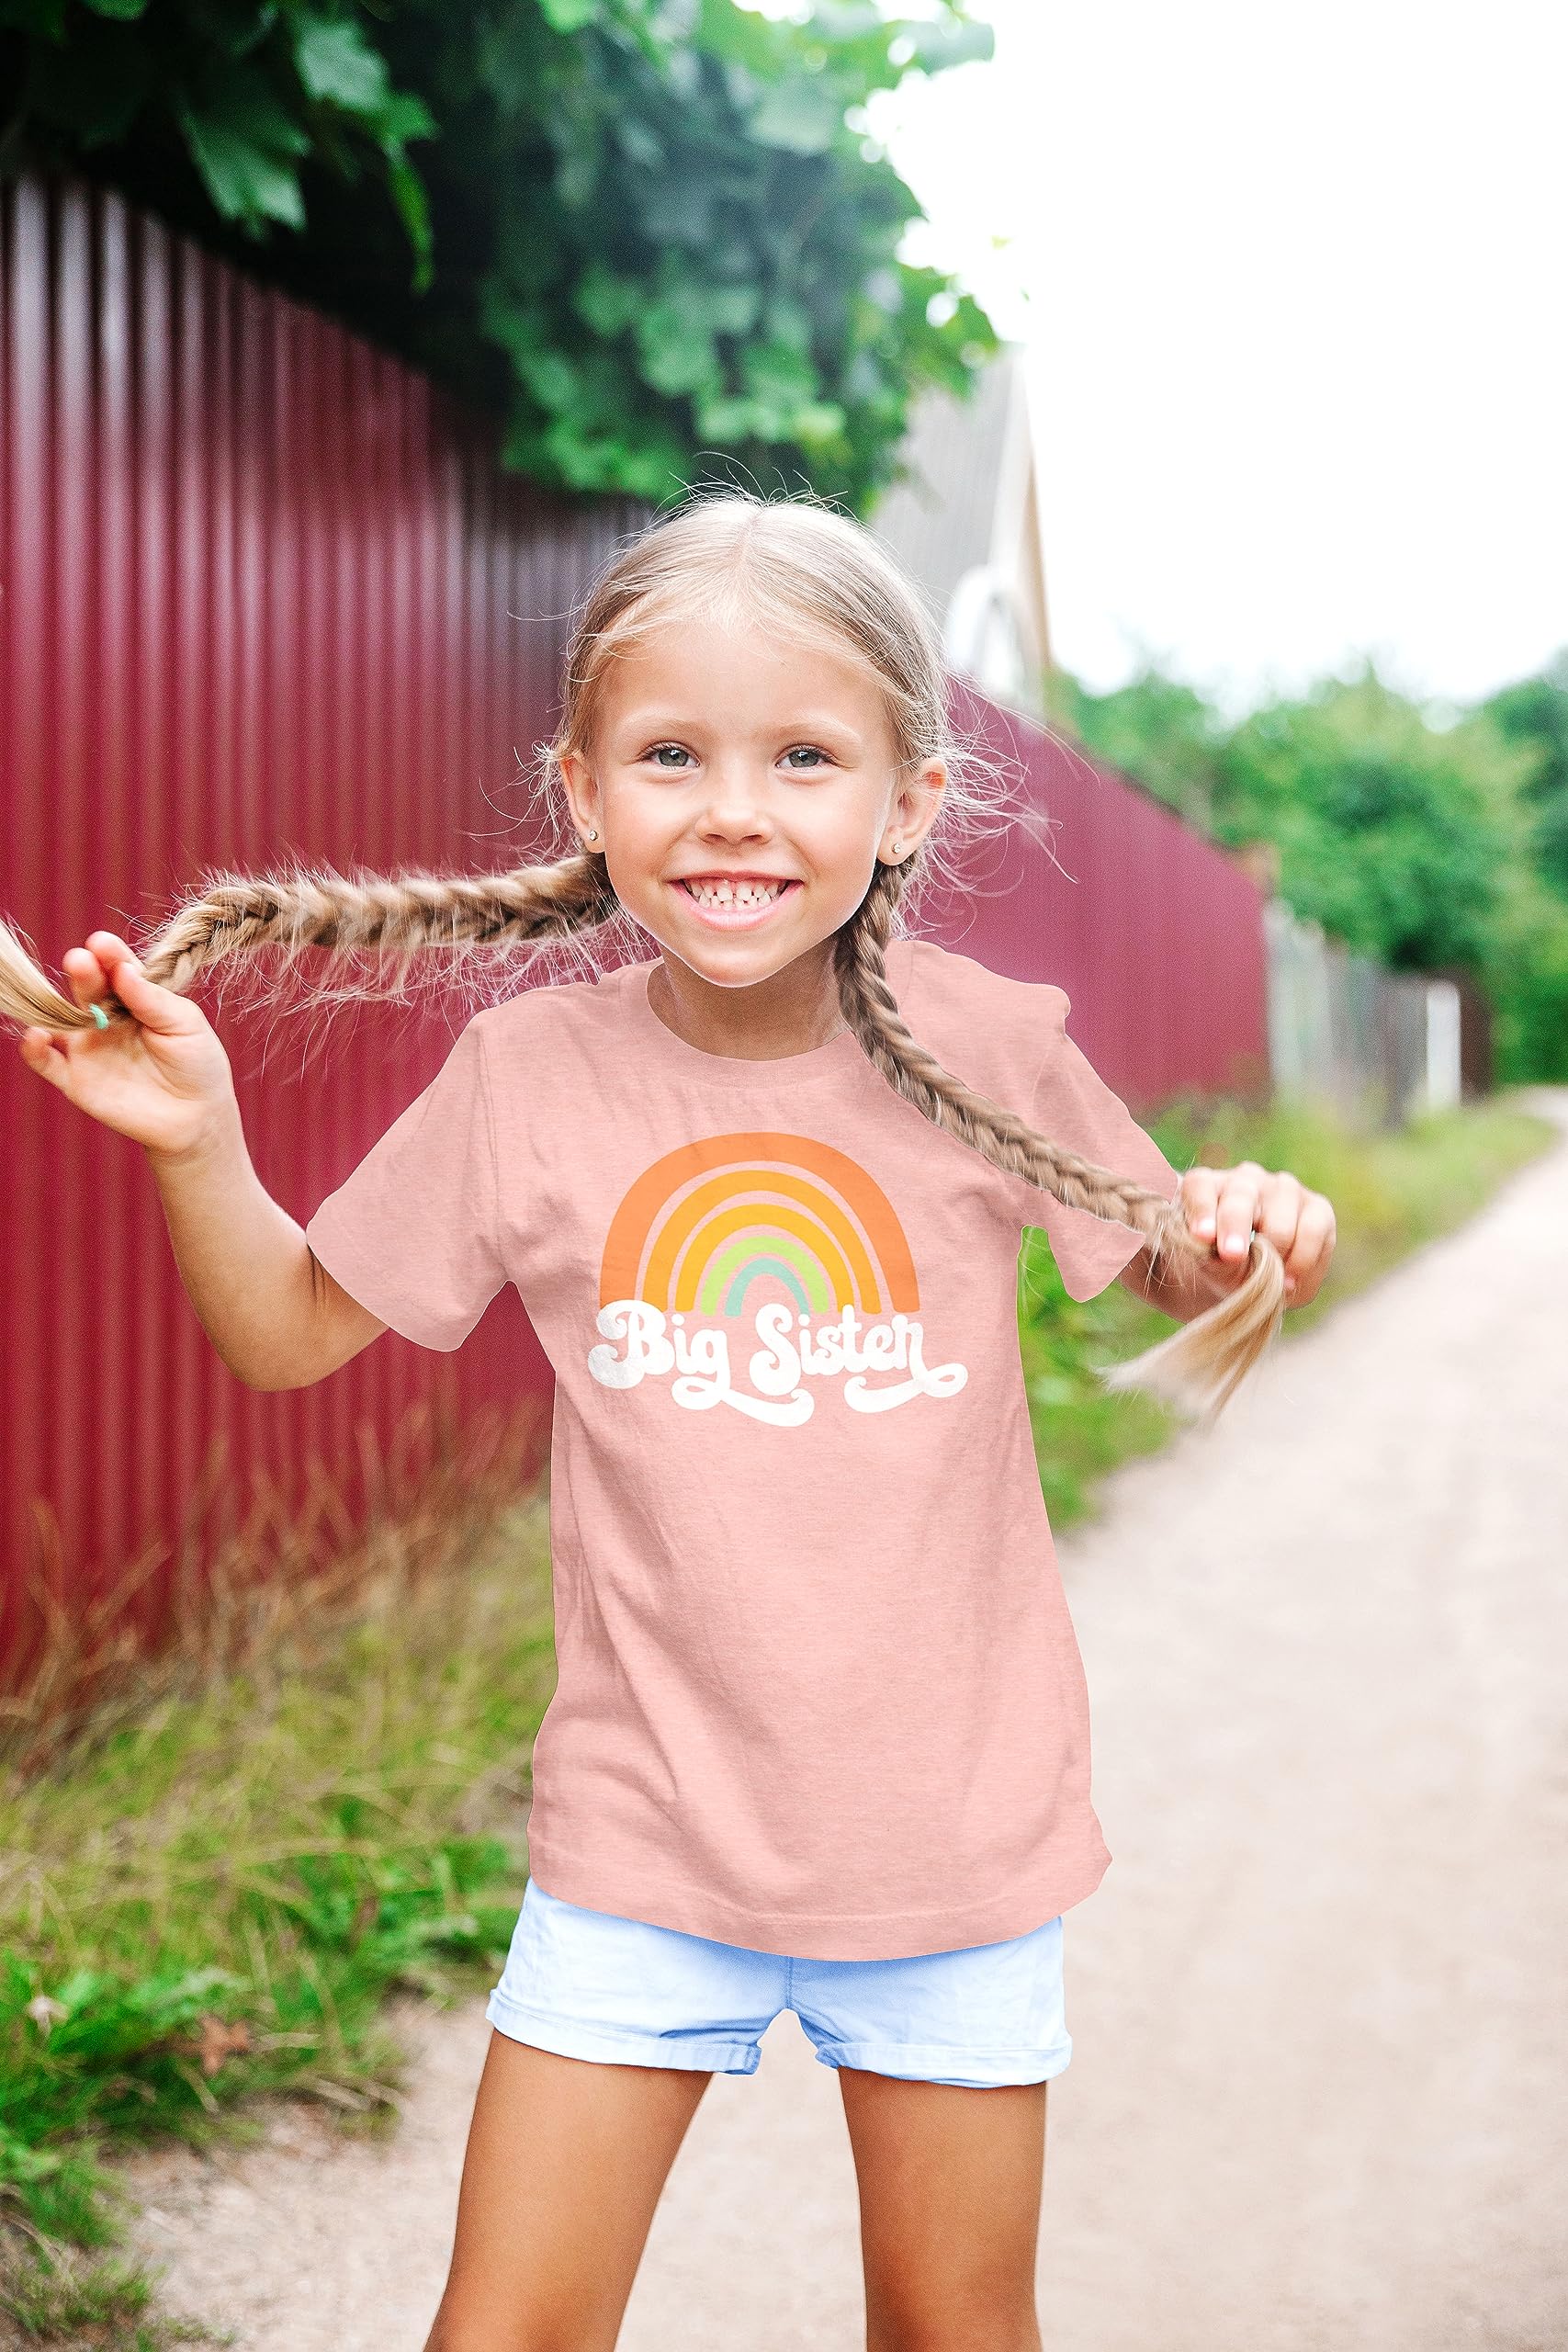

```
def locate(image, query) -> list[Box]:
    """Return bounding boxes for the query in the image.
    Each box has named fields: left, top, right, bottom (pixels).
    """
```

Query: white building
left=871, top=350, right=1051, bottom=716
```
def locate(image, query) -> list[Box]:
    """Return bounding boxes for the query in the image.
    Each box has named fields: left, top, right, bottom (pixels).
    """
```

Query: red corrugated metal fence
left=0, top=172, right=640, bottom=1675
left=0, top=172, right=1267, bottom=1673
left=931, top=689, right=1269, bottom=1113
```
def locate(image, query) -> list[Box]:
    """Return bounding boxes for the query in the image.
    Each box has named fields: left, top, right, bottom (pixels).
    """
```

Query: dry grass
left=0, top=1395, right=548, bottom=1780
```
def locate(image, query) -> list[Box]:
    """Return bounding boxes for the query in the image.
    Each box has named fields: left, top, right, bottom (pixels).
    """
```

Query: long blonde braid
left=0, top=852, right=619, bottom=1031
left=836, top=864, right=1286, bottom=1421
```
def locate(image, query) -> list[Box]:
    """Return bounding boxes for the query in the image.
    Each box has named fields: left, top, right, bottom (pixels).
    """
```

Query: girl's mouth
left=672, top=876, right=801, bottom=930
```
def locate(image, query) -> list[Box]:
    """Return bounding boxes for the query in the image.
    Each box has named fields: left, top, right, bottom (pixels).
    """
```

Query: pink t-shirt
left=305, top=936, right=1181, bottom=1960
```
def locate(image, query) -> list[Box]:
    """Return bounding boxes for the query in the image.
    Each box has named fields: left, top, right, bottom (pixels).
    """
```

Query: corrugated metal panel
left=0, top=172, right=638, bottom=1676
left=0, top=172, right=1268, bottom=1676
left=930, top=691, right=1270, bottom=1113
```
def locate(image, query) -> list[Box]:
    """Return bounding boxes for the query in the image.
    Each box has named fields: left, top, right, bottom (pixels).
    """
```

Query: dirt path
left=121, top=1093, right=1568, bottom=2351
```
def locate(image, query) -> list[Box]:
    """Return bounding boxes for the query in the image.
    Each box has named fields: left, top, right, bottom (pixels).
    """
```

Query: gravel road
left=120, top=1093, right=1568, bottom=2352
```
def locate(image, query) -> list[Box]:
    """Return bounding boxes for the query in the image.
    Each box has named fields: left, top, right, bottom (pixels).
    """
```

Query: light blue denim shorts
left=484, top=1877, right=1072, bottom=2090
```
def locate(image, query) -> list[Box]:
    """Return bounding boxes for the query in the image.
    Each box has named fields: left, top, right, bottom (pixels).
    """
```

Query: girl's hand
left=17, top=931, right=236, bottom=1159
left=1179, top=1160, right=1337, bottom=1306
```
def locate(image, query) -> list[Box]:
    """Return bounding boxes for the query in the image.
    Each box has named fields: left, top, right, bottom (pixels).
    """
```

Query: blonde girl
left=5, top=495, right=1335, bottom=2352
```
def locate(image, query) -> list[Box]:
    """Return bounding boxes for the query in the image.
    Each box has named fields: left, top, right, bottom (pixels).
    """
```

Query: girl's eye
left=640, top=741, right=831, bottom=772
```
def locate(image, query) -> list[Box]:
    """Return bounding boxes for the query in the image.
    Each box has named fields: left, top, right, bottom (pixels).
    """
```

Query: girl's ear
left=879, top=758, right=948, bottom=865
left=558, top=750, right=604, bottom=852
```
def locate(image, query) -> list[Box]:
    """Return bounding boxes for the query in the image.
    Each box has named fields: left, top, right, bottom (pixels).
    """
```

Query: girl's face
left=559, top=612, right=946, bottom=993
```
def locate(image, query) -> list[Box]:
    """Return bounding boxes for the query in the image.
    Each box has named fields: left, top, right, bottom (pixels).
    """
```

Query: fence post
left=1424, top=980, right=1463, bottom=1114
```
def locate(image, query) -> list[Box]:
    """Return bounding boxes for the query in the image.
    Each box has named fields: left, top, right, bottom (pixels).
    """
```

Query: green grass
left=1, top=1476, right=556, bottom=2346
left=1019, top=1088, right=1557, bottom=1528
left=0, top=1087, right=1554, bottom=2345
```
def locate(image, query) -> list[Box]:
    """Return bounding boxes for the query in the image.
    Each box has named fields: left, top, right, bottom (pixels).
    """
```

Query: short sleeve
left=304, top=1015, right=508, bottom=1351
left=1019, top=993, right=1184, bottom=1303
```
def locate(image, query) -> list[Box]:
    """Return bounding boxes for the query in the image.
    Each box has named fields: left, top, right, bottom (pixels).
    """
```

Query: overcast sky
left=859, top=0, right=1566, bottom=715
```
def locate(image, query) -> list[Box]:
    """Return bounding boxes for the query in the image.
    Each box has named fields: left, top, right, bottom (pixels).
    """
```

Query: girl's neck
left=647, top=945, right=848, bottom=1062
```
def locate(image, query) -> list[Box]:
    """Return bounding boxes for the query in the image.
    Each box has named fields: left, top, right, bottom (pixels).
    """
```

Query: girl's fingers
left=1213, top=1164, right=1266, bottom=1261
left=1282, top=1193, right=1337, bottom=1288
left=1185, top=1162, right=1337, bottom=1296
left=85, top=933, right=195, bottom=1035
left=17, top=1025, right=71, bottom=1086
left=1255, top=1171, right=1305, bottom=1259
left=1179, top=1167, right=1223, bottom=1240
left=62, top=944, right=111, bottom=1013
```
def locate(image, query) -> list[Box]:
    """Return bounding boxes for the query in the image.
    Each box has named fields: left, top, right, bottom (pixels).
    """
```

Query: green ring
left=90, top=1004, right=110, bottom=1030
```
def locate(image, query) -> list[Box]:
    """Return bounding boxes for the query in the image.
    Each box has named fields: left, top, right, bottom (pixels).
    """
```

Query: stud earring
left=585, top=827, right=599, bottom=844
left=891, top=838, right=904, bottom=858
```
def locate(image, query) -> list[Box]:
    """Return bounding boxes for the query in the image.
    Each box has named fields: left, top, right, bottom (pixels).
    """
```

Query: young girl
left=5, top=495, right=1335, bottom=2352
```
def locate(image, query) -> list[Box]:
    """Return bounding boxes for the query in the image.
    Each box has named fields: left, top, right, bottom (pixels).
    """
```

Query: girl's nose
left=694, top=769, right=774, bottom=841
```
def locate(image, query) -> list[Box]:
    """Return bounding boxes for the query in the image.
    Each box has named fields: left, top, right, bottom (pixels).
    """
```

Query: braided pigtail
left=0, top=851, right=619, bottom=1033
left=835, top=865, right=1286, bottom=1423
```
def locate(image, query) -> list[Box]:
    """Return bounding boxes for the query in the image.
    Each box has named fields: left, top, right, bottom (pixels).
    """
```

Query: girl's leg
left=423, top=2030, right=711, bottom=2352
left=837, top=2068, right=1048, bottom=2352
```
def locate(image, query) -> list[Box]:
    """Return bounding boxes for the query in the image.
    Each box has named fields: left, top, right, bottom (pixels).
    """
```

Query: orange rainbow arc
left=598, top=1132, right=919, bottom=1317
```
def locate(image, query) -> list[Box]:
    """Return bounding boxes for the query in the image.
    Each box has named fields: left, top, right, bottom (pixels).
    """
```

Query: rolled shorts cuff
left=808, top=2034, right=1074, bottom=2088
left=484, top=1988, right=761, bottom=2075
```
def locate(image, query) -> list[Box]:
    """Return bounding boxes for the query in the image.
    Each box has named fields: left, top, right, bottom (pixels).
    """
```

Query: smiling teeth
left=685, top=879, right=784, bottom=907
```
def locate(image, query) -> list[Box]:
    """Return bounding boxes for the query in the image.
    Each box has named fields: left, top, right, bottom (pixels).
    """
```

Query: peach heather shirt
left=305, top=938, right=1181, bottom=1960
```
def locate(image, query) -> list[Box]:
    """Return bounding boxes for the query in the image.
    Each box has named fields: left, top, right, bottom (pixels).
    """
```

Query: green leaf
left=696, top=394, right=760, bottom=442
left=554, top=141, right=599, bottom=212
left=294, top=14, right=390, bottom=114
left=636, top=295, right=721, bottom=397
left=809, top=1, right=887, bottom=36
left=706, top=282, right=761, bottom=338
left=185, top=58, right=312, bottom=162
left=479, top=283, right=544, bottom=360
left=743, top=336, right=819, bottom=410
left=521, top=349, right=581, bottom=415
left=180, top=0, right=280, bottom=60
left=537, top=0, right=600, bottom=28
left=376, top=89, right=437, bottom=144
left=615, top=115, right=665, bottom=168
left=387, top=154, right=433, bottom=288
left=793, top=400, right=847, bottom=448
left=82, top=0, right=149, bottom=18
left=179, top=104, right=307, bottom=231
left=749, top=78, right=842, bottom=155
left=694, top=0, right=787, bottom=72
left=764, top=295, right=812, bottom=354
left=573, top=263, right=643, bottom=339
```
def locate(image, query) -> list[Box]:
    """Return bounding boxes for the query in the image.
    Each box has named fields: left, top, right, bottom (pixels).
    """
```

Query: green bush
left=1, top=0, right=998, bottom=506
left=1051, top=653, right=1568, bottom=1084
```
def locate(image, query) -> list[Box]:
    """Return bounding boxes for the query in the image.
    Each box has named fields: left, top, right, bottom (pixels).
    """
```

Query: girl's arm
left=18, top=933, right=385, bottom=1391
left=1120, top=1160, right=1337, bottom=1319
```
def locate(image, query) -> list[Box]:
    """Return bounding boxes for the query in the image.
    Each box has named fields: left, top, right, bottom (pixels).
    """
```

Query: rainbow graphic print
left=587, top=1131, right=967, bottom=1426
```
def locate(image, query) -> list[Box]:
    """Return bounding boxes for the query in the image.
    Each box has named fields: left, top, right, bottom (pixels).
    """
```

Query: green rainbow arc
left=723, top=1256, right=813, bottom=1317
left=696, top=1228, right=830, bottom=1317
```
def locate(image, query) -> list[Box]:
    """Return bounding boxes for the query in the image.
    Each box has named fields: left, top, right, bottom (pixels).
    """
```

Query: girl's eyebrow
left=614, top=709, right=868, bottom=749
